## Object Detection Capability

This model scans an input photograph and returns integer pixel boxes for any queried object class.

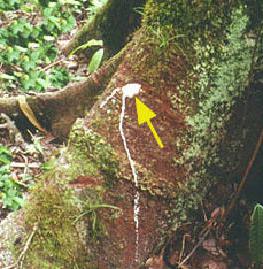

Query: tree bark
[11,1,263,269]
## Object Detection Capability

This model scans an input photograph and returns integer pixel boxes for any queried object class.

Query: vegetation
[67,119,119,185]
[22,180,86,269]
[169,5,259,226]
[250,204,263,269]
[0,0,108,92]
[20,165,121,268]
[0,145,23,210]
[10,118,121,268]
[70,39,104,73]
[0,0,262,268]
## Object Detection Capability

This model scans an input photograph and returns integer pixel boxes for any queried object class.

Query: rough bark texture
[8,1,263,269]
[75,32,262,268]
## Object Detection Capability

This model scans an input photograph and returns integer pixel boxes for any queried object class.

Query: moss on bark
[18,119,122,268]
[11,1,263,268]
[67,118,119,185]
[22,182,86,269]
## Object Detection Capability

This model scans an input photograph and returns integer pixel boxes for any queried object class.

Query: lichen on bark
[8,1,263,268]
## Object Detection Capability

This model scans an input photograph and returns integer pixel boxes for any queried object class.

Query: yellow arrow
[135,98,164,148]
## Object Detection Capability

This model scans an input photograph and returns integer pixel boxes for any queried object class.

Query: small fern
[250,203,263,268]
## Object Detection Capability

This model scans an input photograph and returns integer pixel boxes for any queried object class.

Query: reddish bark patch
[83,43,191,267]
[91,51,189,191]
[96,179,169,269]
[69,175,102,189]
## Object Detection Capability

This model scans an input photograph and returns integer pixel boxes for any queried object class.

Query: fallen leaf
[18,95,46,133]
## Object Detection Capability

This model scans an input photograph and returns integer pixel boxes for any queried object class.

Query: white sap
[119,83,141,262]
[100,83,141,262]
[100,87,120,108]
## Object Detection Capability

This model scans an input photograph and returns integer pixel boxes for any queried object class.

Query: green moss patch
[67,119,119,185]
[21,181,86,269]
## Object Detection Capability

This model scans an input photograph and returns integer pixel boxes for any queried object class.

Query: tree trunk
[10,1,263,269]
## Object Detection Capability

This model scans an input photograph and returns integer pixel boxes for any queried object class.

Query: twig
[224,128,263,219]
[3,223,38,269]
[178,229,210,268]
[10,162,40,169]
[178,234,187,263]
[42,59,64,71]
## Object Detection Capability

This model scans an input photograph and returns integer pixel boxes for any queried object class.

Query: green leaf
[0,155,11,165]
[250,203,263,267]
[0,73,16,80]
[0,165,23,211]
[0,146,12,164]
[43,7,53,17]
[69,39,103,56]
[50,67,70,88]
[11,21,25,34]
[41,158,56,171]
[62,15,76,33]
[87,48,104,73]
[15,45,27,53]
[21,74,32,91]
[0,146,11,156]
[37,77,49,89]
[2,187,24,210]
[22,60,36,72]
[31,28,40,39]
[43,35,55,41]
[21,28,31,39]
[7,47,20,62]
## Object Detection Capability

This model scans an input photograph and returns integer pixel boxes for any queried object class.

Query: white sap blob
[122,83,141,98]
[100,83,141,108]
